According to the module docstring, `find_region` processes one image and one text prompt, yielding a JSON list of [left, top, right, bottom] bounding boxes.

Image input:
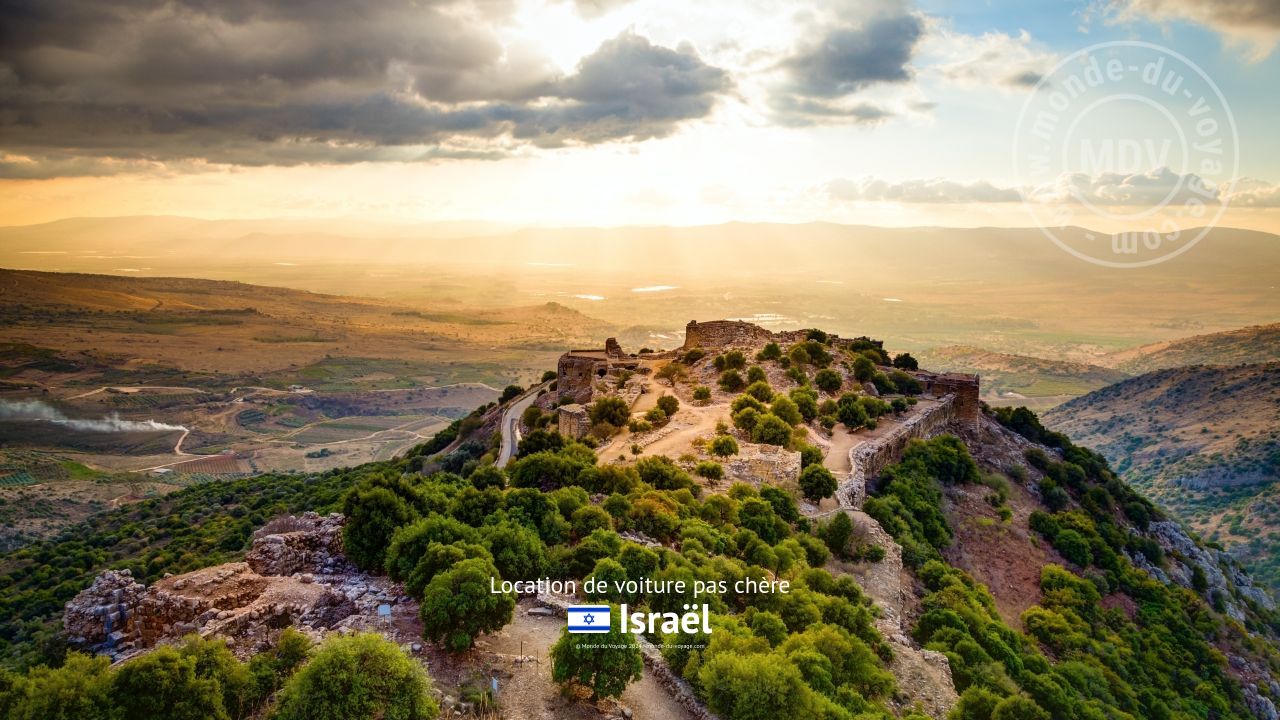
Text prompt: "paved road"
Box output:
[[496, 382, 550, 468]]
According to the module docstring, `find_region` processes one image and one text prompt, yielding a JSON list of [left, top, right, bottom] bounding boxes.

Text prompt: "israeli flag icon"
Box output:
[[566, 605, 610, 633]]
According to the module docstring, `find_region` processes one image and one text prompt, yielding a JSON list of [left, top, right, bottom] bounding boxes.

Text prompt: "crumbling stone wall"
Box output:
[[915, 372, 980, 427], [722, 443, 802, 494], [557, 403, 591, 440], [681, 320, 776, 350], [836, 397, 958, 508]]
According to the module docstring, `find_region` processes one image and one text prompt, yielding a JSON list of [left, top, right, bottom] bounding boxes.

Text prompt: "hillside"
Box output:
[[1045, 363, 1280, 591], [1103, 322, 1280, 374], [917, 345, 1130, 410], [3, 320, 1279, 720]]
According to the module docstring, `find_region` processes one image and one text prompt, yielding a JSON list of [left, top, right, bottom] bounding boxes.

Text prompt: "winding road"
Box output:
[[496, 382, 550, 468]]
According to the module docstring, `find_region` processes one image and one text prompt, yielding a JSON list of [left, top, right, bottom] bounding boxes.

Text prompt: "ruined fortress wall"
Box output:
[[837, 396, 958, 508], [557, 354, 608, 403], [681, 320, 777, 350]]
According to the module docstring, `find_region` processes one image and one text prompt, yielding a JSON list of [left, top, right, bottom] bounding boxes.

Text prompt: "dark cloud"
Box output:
[[772, 12, 922, 124], [1118, 0, 1280, 30], [0, 1, 729, 177]]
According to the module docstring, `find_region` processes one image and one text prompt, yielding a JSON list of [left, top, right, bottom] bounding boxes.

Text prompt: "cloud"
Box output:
[[826, 177, 1022, 203], [924, 28, 1058, 89], [1026, 167, 1222, 206], [771, 9, 924, 124], [1222, 177, 1280, 207], [1102, 0, 1280, 58], [0, 2, 730, 177]]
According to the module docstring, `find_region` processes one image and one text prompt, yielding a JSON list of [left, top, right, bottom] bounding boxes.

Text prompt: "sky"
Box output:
[[2, 0, 1279, 232]]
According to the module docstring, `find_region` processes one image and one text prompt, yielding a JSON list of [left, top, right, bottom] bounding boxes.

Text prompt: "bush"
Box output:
[[589, 397, 631, 427], [746, 366, 767, 384], [770, 395, 803, 426], [550, 606, 643, 701], [710, 435, 739, 457], [799, 465, 838, 502], [853, 356, 875, 382], [821, 512, 854, 557], [343, 486, 418, 573], [272, 633, 439, 720], [405, 542, 492, 599], [758, 342, 783, 361], [1052, 529, 1092, 567], [693, 385, 711, 401], [695, 461, 724, 481], [500, 385, 524, 403], [745, 381, 775, 402], [751, 413, 793, 446], [718, 370, 746, 392], [635, 455, 696, 491], [892, 353, 919, 370], [419, 559, 515, 651], [657, 395, 680, 416], [644, 407, 668, 425], [814, 369, 843, 394]]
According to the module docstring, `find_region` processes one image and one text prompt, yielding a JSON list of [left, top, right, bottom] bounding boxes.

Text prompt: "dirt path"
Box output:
[[445, 601, 699, 720]]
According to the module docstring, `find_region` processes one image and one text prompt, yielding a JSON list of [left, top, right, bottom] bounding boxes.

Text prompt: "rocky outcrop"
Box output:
[[64, 512, 409, 660], [63, 569, 147, 649], [1143, 520, 1276, 622], [245, 512, 346, 576]]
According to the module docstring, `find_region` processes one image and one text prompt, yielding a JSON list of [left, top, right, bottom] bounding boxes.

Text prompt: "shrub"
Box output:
[[343, 486, 418, 573], [1052, 529, 1092, 567], [710, 435, 739, 457], [751, 413, 792, 446], [695, 461, 724, 481], [635, 455, 696, 491], [693, 385, 711, 401], [644, 407, 668, 425], [589, 397, 631, 427], [799, 465, 838, 502], [892, 353, 919, 370], [770, 395, 803, 426], [745, 381, 775, 402], [814, 369, 843, 393], [657, 395, 680, 416], [550, 606, 643, 701], [419, 558, 515, 651], [718, 370, 746, 392], [272, 633, 439, 720], [405, 542, 492, 599], [853, 356, 875, 382], [746, 366, 767, 384], [758, 342, 782, 361], [500, 385, 524, 403]]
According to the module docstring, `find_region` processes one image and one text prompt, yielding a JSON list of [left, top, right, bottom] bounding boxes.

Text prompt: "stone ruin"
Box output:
[[556, 403, 591, 440], [556, 337, 643, 404], [64, 512, 409, 659]]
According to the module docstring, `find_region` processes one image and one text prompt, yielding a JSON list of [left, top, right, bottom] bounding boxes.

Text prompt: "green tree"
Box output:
[[483, 521, 547, 580], [589, 397, 631, 427], [799, 464, 838, 502], [698, 652, 816, 720], [814, 369, 843, 394], [751, 413, 792, 446], [656, 395, 680, 416], [1052, 529, 1093, 567], [551, 606, 643, 701], [468, 464, 507, 490], [992, 695, 1051, 720], [718, 370, 746, 392], [405, 542, 492, 599], [272, 633, 438, 720], [745, 380, 775, 402], [7, 653, 115, 720], [695, 461, 724, 480], [892, 353, 919, 370], [572, 504, 614, 537], [500, 385, 524, 403], [419, 558, 515, 651], [853, 356, 875, 382], [113, 644, 229, 720], [770, 395, 803, 426], [821, 512, 854, 557], [710, 435, 739, 457], [343, 486, 418, 573]]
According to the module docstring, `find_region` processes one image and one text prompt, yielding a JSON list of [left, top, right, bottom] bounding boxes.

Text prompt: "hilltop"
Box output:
[[1103, 322, 1280, 374], [917, 345, 1130, 410], [1045, 362, 1280, 593]]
